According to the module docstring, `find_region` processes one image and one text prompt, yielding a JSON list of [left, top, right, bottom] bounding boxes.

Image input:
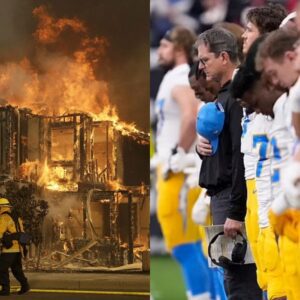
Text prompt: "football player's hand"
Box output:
[[170, 147, 195, 173], [150, 154, 160, 172], [192, 189, 210, 225], [281, 161, 300, 208], [185, 172, 199, 189]]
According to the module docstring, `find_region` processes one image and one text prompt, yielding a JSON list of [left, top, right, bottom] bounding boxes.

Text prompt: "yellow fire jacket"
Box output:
[[0, 207, 23, 253]]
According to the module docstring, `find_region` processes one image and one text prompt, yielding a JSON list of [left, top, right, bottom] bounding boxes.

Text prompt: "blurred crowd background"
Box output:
[[150, 0, 296, 98], [151, 0, 295, 48]]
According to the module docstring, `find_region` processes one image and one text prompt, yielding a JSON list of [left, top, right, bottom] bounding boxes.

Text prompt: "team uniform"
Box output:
[[242, 111, 286, 299], [291, 77, 300, 114], [280, 77, 300, 209], [155, 63, 211, 300], [241, 111, 262, 286], [252, 113, 286, 299], [155, 63, 201, 249], [286, 79, 300, 278], [269, 92, 300, 300]]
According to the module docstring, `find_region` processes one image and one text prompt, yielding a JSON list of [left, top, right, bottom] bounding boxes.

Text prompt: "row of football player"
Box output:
[[151, 3, 300, 300]]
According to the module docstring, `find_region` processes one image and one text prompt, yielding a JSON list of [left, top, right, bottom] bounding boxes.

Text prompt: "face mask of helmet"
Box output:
[[208, 231, 247, 269]]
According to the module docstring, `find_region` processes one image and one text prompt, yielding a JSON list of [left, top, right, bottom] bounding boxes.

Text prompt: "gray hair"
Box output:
[[196, 28, 239, 63]]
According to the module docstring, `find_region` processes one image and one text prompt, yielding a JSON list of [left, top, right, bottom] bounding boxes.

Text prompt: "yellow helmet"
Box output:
[[0, 198, 12, 207]]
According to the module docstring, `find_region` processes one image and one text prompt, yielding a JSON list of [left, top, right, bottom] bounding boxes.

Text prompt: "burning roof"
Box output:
[[0, 5, 149, 193], [0, 105, 149, 192]]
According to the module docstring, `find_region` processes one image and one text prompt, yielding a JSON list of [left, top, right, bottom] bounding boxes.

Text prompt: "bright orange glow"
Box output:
[[33, 6, 86, 44], [107, 179, 125, 191], [6, 6, 148, 192], [0, 5, 109, 116], [39, 160, 78, 192], [0, 5, 147, 139], [91, 106, 149, 141], [19, 160, 78, 192]]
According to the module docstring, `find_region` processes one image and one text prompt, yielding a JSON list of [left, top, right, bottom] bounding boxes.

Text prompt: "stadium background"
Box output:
[[150, 0, 297, 299]]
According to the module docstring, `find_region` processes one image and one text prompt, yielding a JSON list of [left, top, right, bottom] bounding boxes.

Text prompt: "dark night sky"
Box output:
[[0, 0, 149, 131]]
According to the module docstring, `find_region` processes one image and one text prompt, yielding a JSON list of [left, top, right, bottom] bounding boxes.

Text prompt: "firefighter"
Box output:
[[0, 198, 29, 296]]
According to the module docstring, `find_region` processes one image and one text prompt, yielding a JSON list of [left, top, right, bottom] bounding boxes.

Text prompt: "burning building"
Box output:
[[0, 105, 149, 269], [0, 6, 149, 271]]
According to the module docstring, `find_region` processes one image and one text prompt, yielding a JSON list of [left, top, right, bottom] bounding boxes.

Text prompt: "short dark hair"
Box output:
[[256, 28, 299, 71], [246, 4, 287, 34], [230, 35, 267, 99], [196, 28, 239, 63], [214, 22, 244, 63]]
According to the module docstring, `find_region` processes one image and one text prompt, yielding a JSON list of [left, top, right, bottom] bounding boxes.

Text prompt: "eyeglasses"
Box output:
[[198, 50, 235, 67], [198, 58, 207, 68]]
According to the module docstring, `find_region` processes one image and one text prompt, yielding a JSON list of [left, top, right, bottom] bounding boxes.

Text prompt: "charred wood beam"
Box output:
[[83, 196, 87, 240], [79, 115, 85, 181], [46, 119, 52, 163], [106, 122, 109, 181], [51, 251, 97, 265], [73, 115, 79, 182], [128, 191, 134, 264], [52, 240, 98, 269]]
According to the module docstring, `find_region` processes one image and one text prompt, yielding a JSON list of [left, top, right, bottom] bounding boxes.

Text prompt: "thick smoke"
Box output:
[[0, 0, 148, 131], [0, 5, 110, 116]]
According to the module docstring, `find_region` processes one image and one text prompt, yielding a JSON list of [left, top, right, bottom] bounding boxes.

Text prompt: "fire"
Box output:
[[19, 160, 77, 192], [3, 6, 149, 193], [33, 6, 86, 44], [19, 160, 39, 181], [0, 5, 147, 140], [37, 160, 78, 192], [107, 180, 125, 191], [92, 106, 149, 142], [0, 5, 109, 116]]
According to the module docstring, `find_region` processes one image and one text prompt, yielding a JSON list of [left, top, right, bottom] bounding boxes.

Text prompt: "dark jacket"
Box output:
[[198, 81, 247, 221]]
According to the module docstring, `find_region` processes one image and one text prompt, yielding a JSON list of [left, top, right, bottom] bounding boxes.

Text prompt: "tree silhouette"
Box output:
[[0, 181, 48, 247]]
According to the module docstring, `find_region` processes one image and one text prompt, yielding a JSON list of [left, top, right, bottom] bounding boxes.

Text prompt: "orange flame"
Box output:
[[19, 159, 78, 192], [37, 160, 78, 192], [0, 5, 147, 140], [19, 160, 39, 181], [0, 5, 109, 116], [107, 179, 126, 191], [91, 106, 149, 142], [33, 6, 86, 44], [4, 6, 148, 192]]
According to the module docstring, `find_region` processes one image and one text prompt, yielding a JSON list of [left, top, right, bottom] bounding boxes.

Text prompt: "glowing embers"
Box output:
[[51, 128, 74, 161], [91, 106, 149, 143], [1, 106, 149, 190], [19, 160, 78, 192], [107, 180, 125, 191], [38, 162, 78, 192]]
